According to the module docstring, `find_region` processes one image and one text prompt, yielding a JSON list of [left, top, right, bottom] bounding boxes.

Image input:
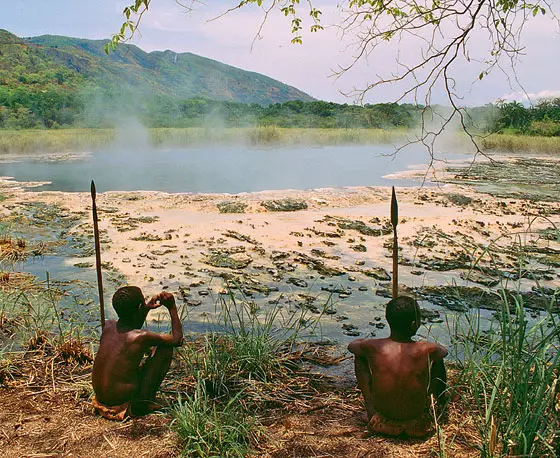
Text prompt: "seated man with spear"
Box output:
[[89, 182, 183, 420], [348, 188, 448, 437]]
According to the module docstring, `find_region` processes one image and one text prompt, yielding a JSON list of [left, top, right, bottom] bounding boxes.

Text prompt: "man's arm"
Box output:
[[429, 344, 448, 410], [349, 339, 376, 420], [139, 293, 183, 347]]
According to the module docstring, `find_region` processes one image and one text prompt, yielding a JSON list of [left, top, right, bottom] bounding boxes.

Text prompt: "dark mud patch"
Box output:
[[318, 215, 392, 237], [217, 200, 248, 213], [445, 158, 560, 202], [416, 285, 559, 313], [203, 248, 253, 269], [261, 198, 308, 212]]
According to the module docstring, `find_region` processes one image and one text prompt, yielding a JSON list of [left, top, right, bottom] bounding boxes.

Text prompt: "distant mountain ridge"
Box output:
[[0, 30, 314, 104]]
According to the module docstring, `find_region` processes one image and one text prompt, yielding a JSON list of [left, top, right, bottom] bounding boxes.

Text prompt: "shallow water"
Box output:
[[0, 144, 467, 193]]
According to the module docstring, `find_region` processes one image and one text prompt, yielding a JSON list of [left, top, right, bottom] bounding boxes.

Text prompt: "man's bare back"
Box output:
[[92, 287, 183, 416], [348, 296, 447, 437]]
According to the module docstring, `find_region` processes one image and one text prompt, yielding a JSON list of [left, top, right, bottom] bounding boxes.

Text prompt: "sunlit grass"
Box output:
[[2, 127, 559, 155], [151, 126, 409, 147], [0, 129, 115, 154], [448, 223, 560, 457], [1, 127, 409, 154], [171, 381, 259, 458], [481, 133, 560, 154]]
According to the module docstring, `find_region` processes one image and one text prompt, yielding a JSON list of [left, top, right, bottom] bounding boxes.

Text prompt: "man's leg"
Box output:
[[132, 346, 173, 415], [430, 359, 448, 412], [354, 356, 376, 421]]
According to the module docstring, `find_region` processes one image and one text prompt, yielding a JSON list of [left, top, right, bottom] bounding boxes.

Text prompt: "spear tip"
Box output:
[[91, 180, 96, 196], [391, 186, 398, 227]]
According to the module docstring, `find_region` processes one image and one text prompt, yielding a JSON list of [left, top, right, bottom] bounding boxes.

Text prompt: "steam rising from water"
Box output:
[[112, 118, 152, 152]]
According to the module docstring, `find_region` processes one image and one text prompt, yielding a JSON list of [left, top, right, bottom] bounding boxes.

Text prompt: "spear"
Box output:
[[91, 180, 105, 328], [391, 186, 399, 299]]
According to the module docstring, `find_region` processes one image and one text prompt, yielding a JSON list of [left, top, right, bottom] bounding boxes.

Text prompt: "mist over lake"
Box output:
[[0, 143, 467, 193]]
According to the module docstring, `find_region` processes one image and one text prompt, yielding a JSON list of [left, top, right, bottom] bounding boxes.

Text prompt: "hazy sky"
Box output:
[[2, 0, 559, 105]]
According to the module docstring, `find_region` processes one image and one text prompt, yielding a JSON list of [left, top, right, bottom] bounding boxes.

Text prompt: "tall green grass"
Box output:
[[0, 276, 97, 355], [1, 126, 409, 154], [482, 133, 560, 154], [3, 126, 559, 154], [178, 290, 318, 396], [0, 129, 115, 154], [454, 295, 559, 457], [449, 222, 560, 457], [171, 381, 259, 458], [150, 126, 408, 147], [171, 289, 326, 456]]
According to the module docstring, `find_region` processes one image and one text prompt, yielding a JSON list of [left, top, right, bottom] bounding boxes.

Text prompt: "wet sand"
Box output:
[[2, 171, 558, 349]]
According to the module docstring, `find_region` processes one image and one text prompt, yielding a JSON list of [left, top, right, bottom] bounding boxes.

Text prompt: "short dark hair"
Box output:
[[385, 296, 420, 332], [112, 286, 144, 321]]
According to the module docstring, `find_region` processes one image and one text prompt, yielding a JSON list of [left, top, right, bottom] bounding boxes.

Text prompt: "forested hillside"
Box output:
[[0, 29, 423, 130], [0, 29, 314, 128]]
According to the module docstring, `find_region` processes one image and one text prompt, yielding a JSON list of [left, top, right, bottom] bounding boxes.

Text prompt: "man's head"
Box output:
[[385, 296, 421, 337], [112, 286, 145, 326]]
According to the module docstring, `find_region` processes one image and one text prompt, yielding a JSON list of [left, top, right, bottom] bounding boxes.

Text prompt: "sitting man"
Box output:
[[92, 286, 183, 420], [348, 296, 447, 437]]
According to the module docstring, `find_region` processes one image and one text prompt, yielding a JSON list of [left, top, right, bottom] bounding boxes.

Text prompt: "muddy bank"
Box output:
[[1, 155, 558, 347]]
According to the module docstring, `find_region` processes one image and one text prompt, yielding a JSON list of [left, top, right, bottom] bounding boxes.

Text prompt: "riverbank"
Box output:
[[1, 127, 560, 154], [0, 127, 406, 155], [2, 172, 558, 339]]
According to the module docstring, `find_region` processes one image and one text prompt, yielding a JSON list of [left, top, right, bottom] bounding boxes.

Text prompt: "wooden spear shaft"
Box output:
[[391, 186, 399, 299], [91, 180, 105, 328]]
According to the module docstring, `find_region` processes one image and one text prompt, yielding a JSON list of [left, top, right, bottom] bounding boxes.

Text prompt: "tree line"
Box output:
[[490, 99, 560, 136], [0, 86, 422, 130], [1, 84, 559, 135]]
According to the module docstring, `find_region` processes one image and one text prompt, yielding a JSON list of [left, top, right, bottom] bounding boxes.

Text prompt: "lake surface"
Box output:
[[0, 144, 466, 193]]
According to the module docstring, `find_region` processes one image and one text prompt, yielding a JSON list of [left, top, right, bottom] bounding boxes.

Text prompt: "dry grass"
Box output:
[[0, 271, 37, 289], [0, 236, 48, 265], [255, 367, 481, 458], [0, 387, 177, 458], [258, 396, 480, 458], [0, 337, 177, 458]]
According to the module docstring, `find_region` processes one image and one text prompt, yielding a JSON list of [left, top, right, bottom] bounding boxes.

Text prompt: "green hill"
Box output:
[[0, 30, 313, 105], [0, 30, 425, 131]]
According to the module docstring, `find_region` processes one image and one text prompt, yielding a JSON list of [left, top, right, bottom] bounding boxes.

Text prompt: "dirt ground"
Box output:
[[0, 365, 480, 458]]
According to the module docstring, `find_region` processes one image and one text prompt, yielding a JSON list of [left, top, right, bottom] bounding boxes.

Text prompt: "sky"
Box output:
[[2, 0, 560, 106]]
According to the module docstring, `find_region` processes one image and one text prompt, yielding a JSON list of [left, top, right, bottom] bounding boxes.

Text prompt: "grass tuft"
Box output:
[[171, 381, 260, 458]]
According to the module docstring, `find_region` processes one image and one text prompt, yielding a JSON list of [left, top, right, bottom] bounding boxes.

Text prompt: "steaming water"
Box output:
[[2, 143, 475, 353], [0, 144, 468, 192]]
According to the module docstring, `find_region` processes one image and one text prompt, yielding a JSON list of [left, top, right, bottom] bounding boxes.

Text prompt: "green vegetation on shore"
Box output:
[[0, 128, 115, 154], [2, 29, 560, 151], [491, 99, 560, 136], [0, 127, 410, 154], [2, 126, 560, 155], [481, 133, 560, 154]]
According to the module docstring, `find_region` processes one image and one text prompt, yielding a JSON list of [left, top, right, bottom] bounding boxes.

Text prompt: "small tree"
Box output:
[[494, 100, 532, 131]]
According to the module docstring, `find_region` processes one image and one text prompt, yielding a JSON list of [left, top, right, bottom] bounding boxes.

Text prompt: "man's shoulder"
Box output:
[[348, 337, 388, 354], [100, 320, 117, 336], [125, 328, 153, 343], [103, 322, 149, 342], [413, 340, 448, 358]]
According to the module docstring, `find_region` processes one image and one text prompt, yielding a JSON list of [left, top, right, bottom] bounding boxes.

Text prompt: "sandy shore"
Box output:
[[1, 173, 558, 349]]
